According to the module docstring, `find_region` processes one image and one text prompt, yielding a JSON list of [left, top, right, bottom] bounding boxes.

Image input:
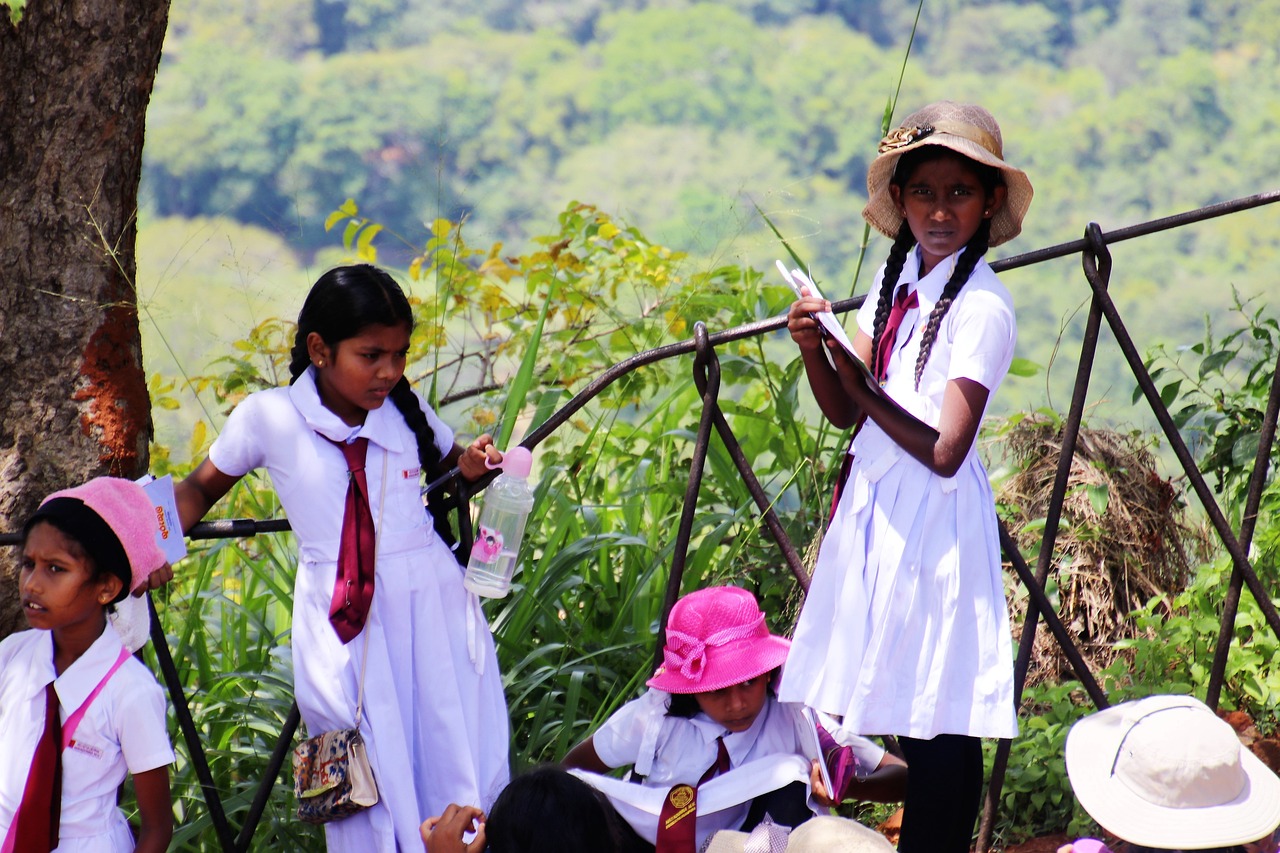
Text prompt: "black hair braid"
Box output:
[[388, 377, 459, 556], [869, 222, 918, 380], [912, 219, 992, 389], [287, 341, 310, 384]]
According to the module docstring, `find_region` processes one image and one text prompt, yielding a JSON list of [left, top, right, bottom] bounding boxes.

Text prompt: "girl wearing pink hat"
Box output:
[[780, 100, 1032, 851], [0, 477, 175, 853], [563, 586, 905, 852]]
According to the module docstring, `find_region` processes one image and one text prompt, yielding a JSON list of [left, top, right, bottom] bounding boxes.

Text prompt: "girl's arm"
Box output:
[[562, 735, 612, 775], [839, 749, 908, 804], [808, 746, 908, 807], [788, 293, 863, 429], [824, 338, 989, 479], [174, 458, 243, 532], [136, 458, 241, 592], [130, 766, 173, 853], [445, 433, 502, 483]]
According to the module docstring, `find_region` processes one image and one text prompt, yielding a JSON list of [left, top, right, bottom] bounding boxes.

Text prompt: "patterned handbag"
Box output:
[[291, 449, 385, 824], [292, 725, 379, 823]]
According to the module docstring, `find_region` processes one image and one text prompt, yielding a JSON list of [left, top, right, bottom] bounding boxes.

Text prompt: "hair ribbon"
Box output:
[[661, 613, 766, 683]]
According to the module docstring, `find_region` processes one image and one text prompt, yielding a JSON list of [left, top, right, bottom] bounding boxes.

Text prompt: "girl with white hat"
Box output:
[[779, 99, 1033, 851], [1059, 694, 1280, 853]]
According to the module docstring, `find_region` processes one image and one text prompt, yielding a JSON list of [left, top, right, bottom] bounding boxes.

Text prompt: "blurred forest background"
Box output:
[[134, 0, 1280, 457]]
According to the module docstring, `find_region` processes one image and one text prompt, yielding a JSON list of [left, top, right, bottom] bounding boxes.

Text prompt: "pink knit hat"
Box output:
[[647, 586, 791, 694], [28, 477, 167, 600]]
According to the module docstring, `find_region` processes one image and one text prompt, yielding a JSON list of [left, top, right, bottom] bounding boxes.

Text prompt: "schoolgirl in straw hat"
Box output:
[[778, 100, 1033, 852], [563, 586, 906, 853]]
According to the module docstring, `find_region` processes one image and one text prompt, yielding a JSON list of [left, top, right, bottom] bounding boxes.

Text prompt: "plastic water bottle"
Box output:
[[463, 446, 535, 598]]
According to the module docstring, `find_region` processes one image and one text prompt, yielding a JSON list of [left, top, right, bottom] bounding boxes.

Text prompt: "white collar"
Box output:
[[690, 695, 773, 766], [289, 366, 407, 454], [49, 622, 127, 710]]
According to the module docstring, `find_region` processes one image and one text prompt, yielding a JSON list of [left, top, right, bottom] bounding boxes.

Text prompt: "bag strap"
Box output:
[[352, 447, 388, 730]]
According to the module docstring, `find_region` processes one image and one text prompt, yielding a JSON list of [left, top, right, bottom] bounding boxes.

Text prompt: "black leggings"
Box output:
[[897, 734, 984, 853]]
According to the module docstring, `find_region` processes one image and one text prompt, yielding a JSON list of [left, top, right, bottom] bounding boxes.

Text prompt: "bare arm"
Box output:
[[174, 457, 242, 533], [130, 766, 173, 853], [840, 749, 908, 804], [561, 736, 612, 774]]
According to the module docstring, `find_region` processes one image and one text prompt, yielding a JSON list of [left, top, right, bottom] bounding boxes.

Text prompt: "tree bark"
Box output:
[[0, 0, 171, 638]]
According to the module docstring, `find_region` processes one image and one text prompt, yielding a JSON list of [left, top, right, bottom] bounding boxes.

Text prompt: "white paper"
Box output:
[[136, 473, 188, 564], [775, 260, 880, 389], [798, 706, 834, 799]]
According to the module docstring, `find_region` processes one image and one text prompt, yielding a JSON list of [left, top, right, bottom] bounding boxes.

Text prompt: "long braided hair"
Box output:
[[287, 264, 458, 553], [868, 147, 1001, 388]]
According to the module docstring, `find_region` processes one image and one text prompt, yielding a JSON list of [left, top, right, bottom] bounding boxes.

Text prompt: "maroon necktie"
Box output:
[[328, 437, 376, 644], [874, 285, 919, 383], [655, 736, 730, 853], [6, 682, 62, 853]]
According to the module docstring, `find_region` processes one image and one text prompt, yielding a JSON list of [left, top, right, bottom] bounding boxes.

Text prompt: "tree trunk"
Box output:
[[0, 0, 171, 639]]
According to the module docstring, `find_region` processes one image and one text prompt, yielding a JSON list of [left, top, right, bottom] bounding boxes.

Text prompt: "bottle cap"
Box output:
[[487, 445, 533, 479]]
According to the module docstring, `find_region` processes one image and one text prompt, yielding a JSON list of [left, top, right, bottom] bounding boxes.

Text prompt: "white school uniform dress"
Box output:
[[209, 368, 510, 852], [580, 689, 885, 848], [779, 248, 1019, 741], [0, 623, 174, 852]]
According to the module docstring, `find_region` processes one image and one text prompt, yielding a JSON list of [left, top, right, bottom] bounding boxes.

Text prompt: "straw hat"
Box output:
[[647, 586, 791, 694], [1064, 694, 1280, 848], [862, 100, 1033, 247], [703, 816, 895, 853]]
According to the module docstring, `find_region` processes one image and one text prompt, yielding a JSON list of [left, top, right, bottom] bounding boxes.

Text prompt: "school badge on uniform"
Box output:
[[656, 783, 697, 852]]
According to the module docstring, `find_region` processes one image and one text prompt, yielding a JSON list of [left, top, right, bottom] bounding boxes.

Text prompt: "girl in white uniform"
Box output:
[[175, 264, 510, 852], [563, 586, 905, 852], [778, 101, 1034, 852], [1, 477, 175, 853]]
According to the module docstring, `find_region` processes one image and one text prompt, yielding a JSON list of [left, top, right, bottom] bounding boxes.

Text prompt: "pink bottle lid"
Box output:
[[487, 446, 532, 478]]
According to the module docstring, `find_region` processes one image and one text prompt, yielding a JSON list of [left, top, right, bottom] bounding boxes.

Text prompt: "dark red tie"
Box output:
[[6, 682, 62, 853], [328, 437, 376, 644], [874, 285, 919, 383], [655, 736, 730, 853]]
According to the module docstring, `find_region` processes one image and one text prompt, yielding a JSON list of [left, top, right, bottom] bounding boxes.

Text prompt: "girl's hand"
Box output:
[[808, 759, 839, 808], [787, 289, 832, 352], [137, 562, 174, 594], [421, 804, 487, 853], [458, 434, 501, 482]]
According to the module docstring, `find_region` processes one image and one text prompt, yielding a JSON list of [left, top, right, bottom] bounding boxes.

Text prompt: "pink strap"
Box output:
[[61, 646, 131, 750]]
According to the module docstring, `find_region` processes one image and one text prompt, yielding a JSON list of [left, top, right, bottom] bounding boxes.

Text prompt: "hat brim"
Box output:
[[646, 635, 791, 694], [1065, 695, 1280, 848], [862, 133, 1033, 248]]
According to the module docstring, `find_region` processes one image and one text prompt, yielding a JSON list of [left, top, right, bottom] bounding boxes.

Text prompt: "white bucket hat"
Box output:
[[862, 100, 1034, 247], [1064, 694, 1280, 848], [703, 816, 895, 853]]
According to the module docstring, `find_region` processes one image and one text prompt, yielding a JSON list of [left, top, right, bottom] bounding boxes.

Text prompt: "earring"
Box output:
[[316, 359, 325, 368]]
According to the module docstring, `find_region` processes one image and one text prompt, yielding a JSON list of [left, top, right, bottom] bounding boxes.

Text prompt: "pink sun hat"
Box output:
[[27, 476, 167, 601], [648, 586, 791, 694]]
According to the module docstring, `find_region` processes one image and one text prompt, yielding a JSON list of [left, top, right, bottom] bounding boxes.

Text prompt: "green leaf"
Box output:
[[1007, 357, 1041, 378]]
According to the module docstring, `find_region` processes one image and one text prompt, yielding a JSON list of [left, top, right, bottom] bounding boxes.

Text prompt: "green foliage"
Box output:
[[1143, 289, 1280, 507]]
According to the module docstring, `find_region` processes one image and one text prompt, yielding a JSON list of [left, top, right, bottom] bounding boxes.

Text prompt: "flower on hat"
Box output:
[[878, 124, 935, 154]]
